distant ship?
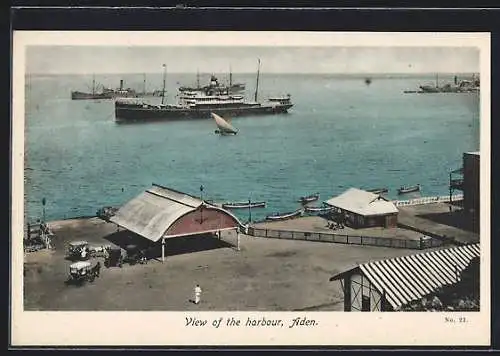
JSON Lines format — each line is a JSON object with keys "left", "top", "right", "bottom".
{"left": 405, "top": 74, "right": 480, "bottom": 94}
{"left": 114, "top": 59, "right": 293, "bottom": 123}
{"left": 71, "top": 74, "right": 168, "bottom": 100}
{"left": 71, "top": 75, "right": 114, "bottom": 100}
{"left": 71, "top": 78, "right": 139, "bottom": 100}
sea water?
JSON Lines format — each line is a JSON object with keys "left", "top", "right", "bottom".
{"left": 23, "top": 73, "right": 480, "bottom": 222}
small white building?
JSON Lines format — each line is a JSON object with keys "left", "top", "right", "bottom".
{"left": 325, "top": 188, "right": 398, "bottom": 228}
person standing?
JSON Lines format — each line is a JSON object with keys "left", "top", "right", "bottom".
{"left": 81, "top": 246, "right": 88, "bottom": 260}
{"left": 194, "top": 284, "right": 202, "bottom": 305}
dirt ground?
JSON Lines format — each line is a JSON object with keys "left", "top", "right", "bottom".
{"left": 23, "top": 217, "right": 424, "bottom": 311}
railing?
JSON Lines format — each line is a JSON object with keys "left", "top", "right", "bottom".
{"left": 393, "top": 194, "right": 463, "bottom": 207}
{"left": 246, "top": 227, "right": 446, "bottom": 250}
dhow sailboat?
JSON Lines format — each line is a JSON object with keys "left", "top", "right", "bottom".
{"left": 211, "top": 112, "right": 238, "bottom": 135}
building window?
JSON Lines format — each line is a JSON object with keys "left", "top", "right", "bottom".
{"left": 362, "top": 295, "right": 371, "bottom": 311}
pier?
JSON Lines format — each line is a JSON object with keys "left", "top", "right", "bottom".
{"left": 248, "top": 194, "right": 474, "bottom": 248}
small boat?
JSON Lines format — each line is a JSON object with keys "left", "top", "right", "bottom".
{"left": 266, "top": 209, "right": 304, "bottom": 221}
{"left": 305, "top": 206, "right": 334, "bottom": 213}
{"left": 222, "top": 201, "right": 266, "bottom": 209}
{"left": 397, "top": 184, "right": 421, "bottom": 194}
{"left": 298, "top": 193, "right": 320, "bottom": 203}
{"left": 367, "top": 187, "right": 389, "bottom": 194}
{"left": 211, "top": 112, "right": 238, "bottom": 135}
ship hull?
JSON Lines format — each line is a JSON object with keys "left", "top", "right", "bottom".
{"left": 114, "top": 103, "right": 293, "bottom": 123}
{"left": 71, "top": 91, "right": 114, "bottom": 100}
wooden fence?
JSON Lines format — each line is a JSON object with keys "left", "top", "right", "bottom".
{"left": 393, "top": 194, "right": 463, "bottom": 207}
{"left": 247, "top": 227, "right": 445, "bottom": 250}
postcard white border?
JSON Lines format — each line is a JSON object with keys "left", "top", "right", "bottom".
{"left": 11, "top": 31, "right": 491, "bottom": 346}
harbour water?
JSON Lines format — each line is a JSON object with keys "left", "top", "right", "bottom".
{"left": 23, "top": 73, "right": 480, "bottom": 223}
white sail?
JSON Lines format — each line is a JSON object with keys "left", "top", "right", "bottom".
{"left": 211, "top": 112, "right": 238, "bottom": 134}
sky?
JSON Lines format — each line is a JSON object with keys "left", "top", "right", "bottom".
{"left": 26, "top": 46, "right": 480, "bottom": 75}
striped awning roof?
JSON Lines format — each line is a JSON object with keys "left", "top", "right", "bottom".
{"left": 330, "top": 243, "right": 480, "bottom": 310}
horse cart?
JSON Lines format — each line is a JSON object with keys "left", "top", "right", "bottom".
{"left": 66, "top": 241, "right": 89, "bottom": 261}
{"left": 65, "top": 261, "right": 101, "bottom": 286}
{"left": 88, "top": 244, "right": 112, "bottom": 258}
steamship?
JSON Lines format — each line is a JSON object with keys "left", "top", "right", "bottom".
{"left": 114, "top": 60, "right": 293, "bottom": 123}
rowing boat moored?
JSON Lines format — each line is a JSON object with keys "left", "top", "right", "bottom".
{"left": 266, "top": 209, "right": 304, "bottom": 221}
{"left": 397, "top": 184, "right": 421, "bottom": 194}
{"left": 367, "top": 187, "right": 389, "bottom": 194}
{"left": 298, "top": 193, "right": 320, "bottom": 203}
{"left": 222, "top": 201, "right": 266, "bottom": 209}
{"left": 304, "top": 206, "right": 334, "bottom": 213}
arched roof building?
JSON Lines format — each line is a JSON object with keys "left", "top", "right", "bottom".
{"left": 109, "top": 184, "right": 242, "bottom": 259}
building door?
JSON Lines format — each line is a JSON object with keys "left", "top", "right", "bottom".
{"left": 361, "top": 295, "right": 371, "bottom": 311}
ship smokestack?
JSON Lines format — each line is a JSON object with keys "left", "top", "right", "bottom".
{"left": 120, "top": 79, "right": 124, "bottom": 91}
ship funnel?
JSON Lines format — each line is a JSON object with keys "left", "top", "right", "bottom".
{"left": 120, "top": 79, "right": 124, "bottom": 91}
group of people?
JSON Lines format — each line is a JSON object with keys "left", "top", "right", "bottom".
{"left": 327, "top": 221, "right": 345, "bottom": 230}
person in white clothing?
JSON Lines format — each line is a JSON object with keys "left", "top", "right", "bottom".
{"left": 194, "top": 284, "right": 202, "bottom": 304}
{"left": 81, "top": 247, "right": 87, "bottom": 260}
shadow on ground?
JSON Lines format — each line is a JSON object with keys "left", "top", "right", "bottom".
{"left": 416, "top": 210, "right": 479, "bottom": 233}
{"left": 103, "top": 231, "right": 234, "bottom": 259}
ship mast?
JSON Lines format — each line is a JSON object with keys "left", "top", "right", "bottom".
{"left": 197, "top": 69, "right": 200, "bottom": 89}
{"left": 161, "top": 64, "right": 167, "bottom": 105}
{"left": 254, "top": 58, "right": 260, "bottom": 102}
{"left": 143, "top": 73, "right": 146, "bottom": 95}
{"left": 92, "top": 74, "right": 95, "bottom": 96}
{"left": 435, "top": 73, "right": 439, "bottom": 88}
{"left": 229, "top": 65, "right": 233, "bottom": 87}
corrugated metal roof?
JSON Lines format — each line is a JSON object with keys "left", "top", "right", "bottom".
{"left": 110, "top": 190, "right": 198, "bottom": 242}
{"left": 147, "top": 184, "right": 202, "bottom": 208}
{"left": 109, "top": 184, "right": 242, "bottom": 242}
{"left": 330, "top": 243, "right": 480, "bottom": 310}
{"left": 325, "top": 188, "right": 399, "bottom": 216}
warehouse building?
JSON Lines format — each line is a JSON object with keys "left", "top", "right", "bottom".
{"left": 109, "top": 183, "right": 243, "bottom": 261}
{"left": 330, "top": 243, "right": 480, "bottom": 311}
{"left": 324, "top": 188, "right": 399, "bottom": 228}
